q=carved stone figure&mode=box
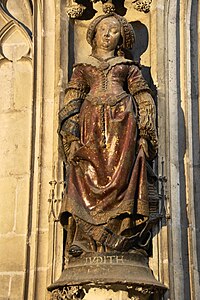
[58,13,158,258]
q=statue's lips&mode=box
[101,39,112,48]
[102,38,111,43]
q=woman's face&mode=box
[94,17,121,52]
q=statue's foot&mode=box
[69,245,83,257]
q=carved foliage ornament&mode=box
[66,0,153,18]
[50,285,155,300]
[50,286,85,300]
[66,3,86,19]
[132,0,152,13]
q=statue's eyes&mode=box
[98,26,119,34]
[99,26,106,31]
[110,28,118,34]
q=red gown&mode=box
[59,56,155,250]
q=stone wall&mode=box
[0,1,33,298]
[0,1,199,299]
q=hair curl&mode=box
[86,13,135,50]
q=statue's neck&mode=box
[92,49,115,61]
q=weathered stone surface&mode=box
[0,275,10,299]
[0,111,31,177]
[49,252,165,292]
[6,0,33,31]
[0,60,32,111]
[35,269,50,300]
[0,175,30,234]
[0,2,33,300]
[12,61,33,110]
[10,274,24,300]
[0,235,26,272]
[0,61,14,111]
[0,177,17,233]
[15,175,30,234]
[36,230,49,268]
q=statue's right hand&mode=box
[67,140,80,163]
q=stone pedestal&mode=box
[48,251,166,299]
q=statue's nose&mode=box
[103,30,110,37]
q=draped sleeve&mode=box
[128,65,158,158]
[59,64,89,159]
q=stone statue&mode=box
[58,13,158,259]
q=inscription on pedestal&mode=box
[84,255,124,265]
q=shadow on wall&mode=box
[129,21,157,101]
[127,21,158,169]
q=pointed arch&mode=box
[0,20,31,61]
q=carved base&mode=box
[50,286,155,300]
[48,250,166,299]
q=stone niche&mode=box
[2,0,199,299]
[47,0,167,299]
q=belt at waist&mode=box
[85,91,128,106]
